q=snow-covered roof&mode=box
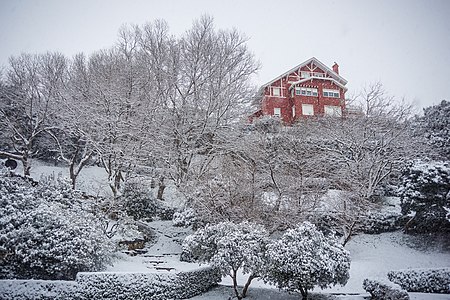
[261,57,348,88]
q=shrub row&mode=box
[0,267,220,300]
[388,268,450,294]
[363,278,409,300]
[0,280,79,300]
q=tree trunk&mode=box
[341,220,357,247]
[69,161,76,189]
[300,287,308,300]
[157,176,166,200]
[242,274,256,298]
[231,270,242,300]
[22,157,31,176]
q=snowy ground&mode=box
[8,161,450,299]
[191,231,450,299]
[188,285,450,300]
[14,160,111,196]
[107,220,196,274]
[106,220,450,300]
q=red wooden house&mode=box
[252,57,348,124]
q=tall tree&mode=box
[0,53,67,176]
[159,16,259,186]
[412,100,450,160]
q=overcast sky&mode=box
[1,0,449,111]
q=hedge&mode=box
[0,267,221,300]
[363,278,409,300]
[388,268,450,294]
[0,279,79,300]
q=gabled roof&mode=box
[261,57,348,88]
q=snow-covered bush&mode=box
[399,160,450,233]
[0,169,114,280]
[121,178,175,221]
[76,268,221,300]
[0,279,79,300]
[413,100,450,160]
[252,115,282,133]
[172,208,203,229]
[121,178,160,220]
[264,222,350,300]
[182,221,269,299]
[363,278,409,300]
[387,268,450,294]
[360,209,405,234]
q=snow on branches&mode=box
[0,168,114,280]
[263,222,350,300]
[182,221,269,299]
[399,160,450,233]
[182,221,351,300]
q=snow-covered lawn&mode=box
[105,220,450,299]
[6,161,450,299]
[188,285,450,300]
[325,232,450,294]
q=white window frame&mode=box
[302,104,314,116]
[272,87,281,97]
[296,87,318,97]
[273,107,281,117]
[324,105,342,117]
[323,89,340,98]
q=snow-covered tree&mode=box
[0,53,67,176]
[413,100,450,160]
[264,222,350,300]
[154,16,259,187]
[0,168,115,280]
[399,160,450,233]
[182,222,269,299]
[311,83,419,202]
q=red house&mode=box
[253,57,348,124]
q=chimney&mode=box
[332,62,339,74]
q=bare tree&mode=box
[311,83,419,202]
[159,15,259,186]
[0,53,67,176]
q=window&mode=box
[292,106,296,117]
[274,107,281,117]
[302,104,314,116]
[295,87,318,97]
[301,71,324,78]
[324,105,342,117]
[323,89,340,98]
[272,87,281,96]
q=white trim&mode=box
[302,104,314,116]
[323,89,340,98]
[295,87,318,96]
[273,107,281,117]
[289,77,348,92]
[271,86,281,97]
[261,57,347,88]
